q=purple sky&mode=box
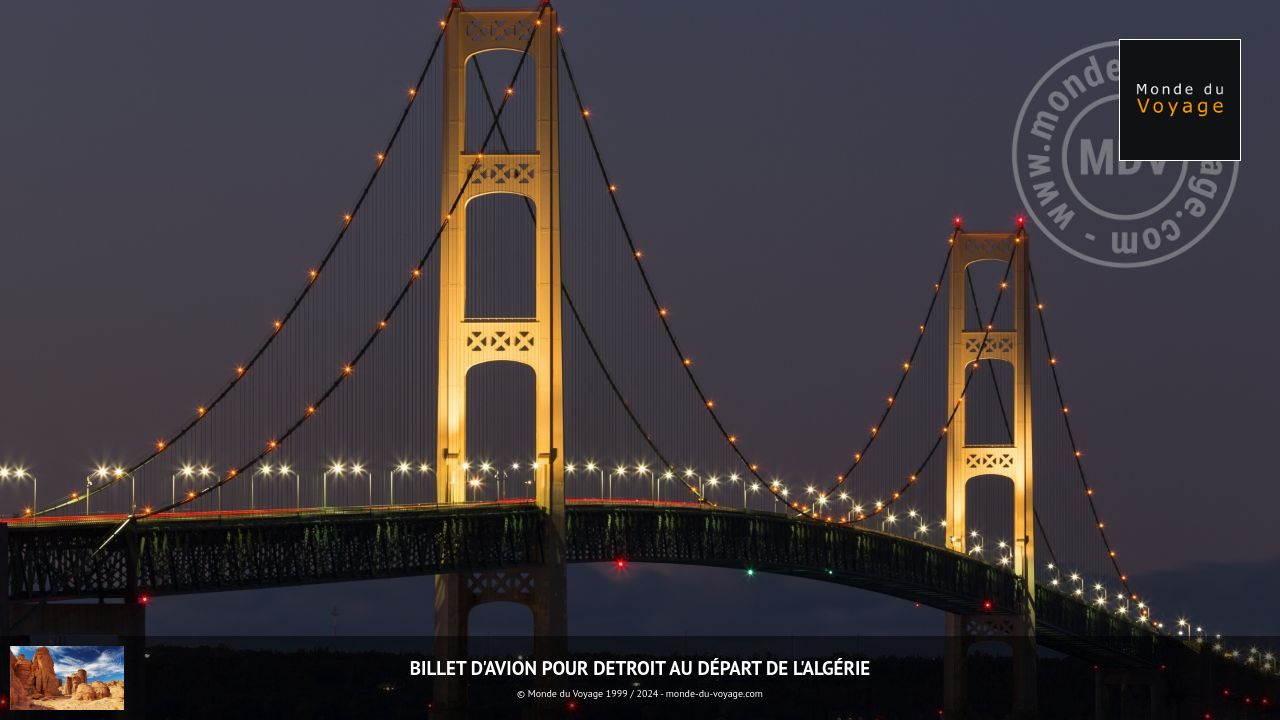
[2,1,1277,637]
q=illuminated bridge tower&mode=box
[434,7,567,717]
[943,229,1037,719]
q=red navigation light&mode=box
[566,699,579,712]
[981,599,993,612]
[614,557,627,570]
[953,216,963,228]
[138,594,150,606]
[1016,215,1026,227]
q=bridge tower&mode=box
[433,7,567,718]
[942,229,1037,719]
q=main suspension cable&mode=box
[832,228,1024,522]
[964,266,1061,573]
[34,5,458,517]
[92,3,551,553]
[469,52,699,501]
[1026,258,1134,601]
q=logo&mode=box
[1012,41,1238,268]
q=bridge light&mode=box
[397,462,411,473]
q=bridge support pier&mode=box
[433,566,567,719]
[1093,667,1169,719]
[943,611,1037,720]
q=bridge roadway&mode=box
[5,500,1162,666]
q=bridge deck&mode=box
[5,502,1159,667]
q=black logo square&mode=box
[1119,39,1240,161]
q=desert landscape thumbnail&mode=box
[8,645,124,711]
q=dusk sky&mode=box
[2,1,1277,639]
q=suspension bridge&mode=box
[2,4,1274,718]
